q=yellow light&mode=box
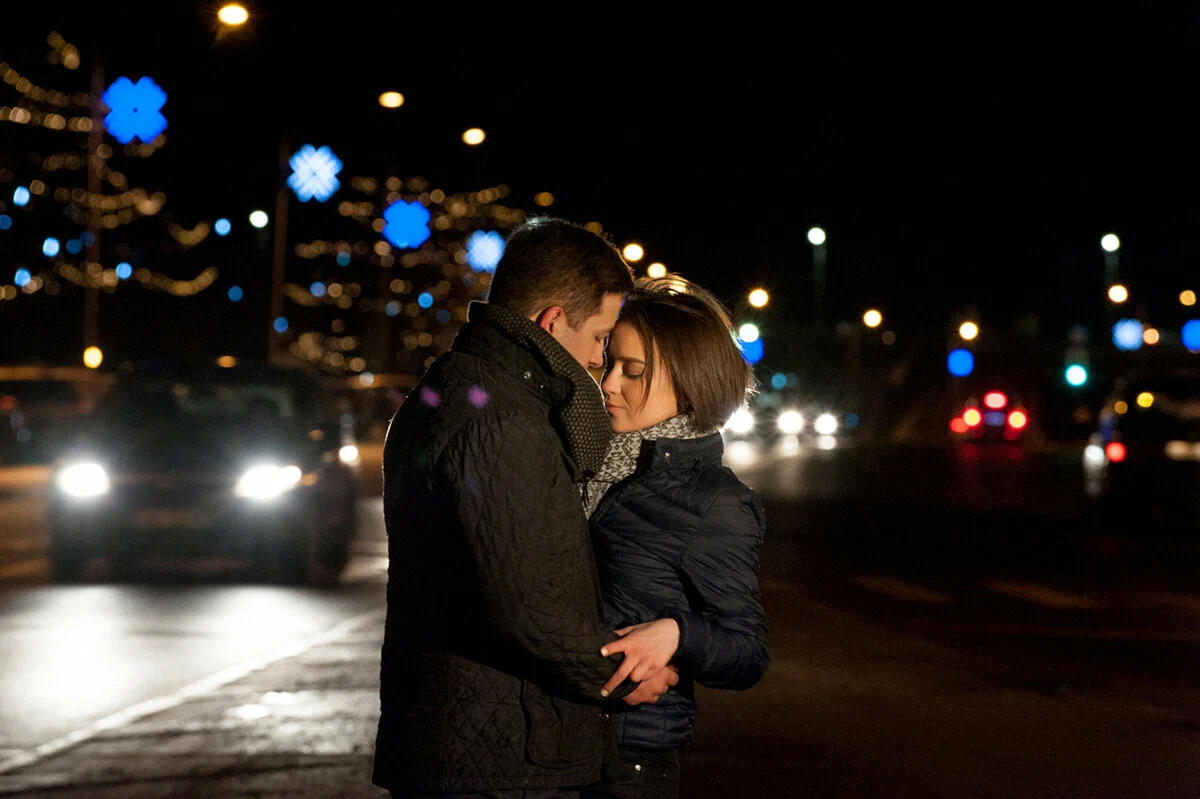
[1114,401,1128,415]
[622,243,645,262]
[83,347,103,369]
[647,263,667,279]
[217,4,249,25]
[1181,290,1197,307]
[217,355,238,368]
[1108,284,1129,304]
[534,192,555,207]
[959,321,979,341]
[863,309,883,328]
[748,289,770,308]
[462,128,486,146]
[1136,392,1154,409]
[1143,328,1160,345]
[378,91,405,109]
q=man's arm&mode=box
[441,410,632,702]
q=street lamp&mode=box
[83,346,103,369]
[1101,233,1120,285]
[807,227,827,246]
[1108,284,1129,304]
[1100,233,1120,253]
[748,288,770,308]
[958,321,979,341]
[462,128,486,146]
[807,227,828,330]
[622,243,645,262]
[378,91,405,109]
[863,309,882,328]
[249,210,269,228]
[217,4,249,25]
[737,323,760,343]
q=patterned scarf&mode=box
[582,413,709,518]
[468,301,613,477]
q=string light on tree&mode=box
[647,263,667,279]
[378,92,405,109]
[622,243,644,262]
[462,128,486,146]
[748,288,769,308]
[217,4,249,25]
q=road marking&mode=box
[0,604,387,776]
[849,575,953,605]
[0,557,46,580]
[1119,591,1200,615]
[985,580,1100,610]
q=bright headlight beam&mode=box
[814,413,839,436]
[777,410,805,435]
[234,464,303,501]
[56,462,111,498]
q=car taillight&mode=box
[1105,442,1126,463]
[1007,411,1027,429]
[963,409,982,427]
[984,392,1008,409]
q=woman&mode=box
[582,277,769,798]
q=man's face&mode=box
[548,293,623,371]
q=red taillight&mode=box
[963,408,982,427]
[0,395,16,412]
[950,418,969,434]
[1105,442,1126,463]
[1007,410,1027,429]
[984,392,1008,410]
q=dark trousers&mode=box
[580,745,680,799]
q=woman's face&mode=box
[601,322,679,433]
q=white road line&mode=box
[985,580,1100,610]
[0,604,387,776]
[0,558,46,580]
[849,575,954,605]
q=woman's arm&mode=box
[667,486,769,690]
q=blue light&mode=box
[436,309,451,325]
[310,281,326,298]
[66,239,82,254]
[1183,319,1200,351]
[287,144,342,202]
[115,262,133,280]
[740,336,764,365]
[228,285,243,302]
[1112,319,1144,351]
[382,200,431,249]
[417,292,434,309]
[1065,364,1088,387]
[101,77,167,144]
[0,215,11,230]
[336,251,351,266]
[14,269,31,287]
[844,412,860,429]
[80,232,94,246]
[466,230,505,273]
[273,317,288,333]
[948,349,974,377]
[13,187,30,206]
[42,237,60,257]
[214,218,231,236]
[770,373,787,390]
[385,301,401,317]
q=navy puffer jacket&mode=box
[588,432,769,751]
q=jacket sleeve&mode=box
[440,410,631,702]
[666,485,769,690]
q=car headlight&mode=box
[234,464,303,501]
[777,410,805,435]
[814,413,839,436]
[724,408,755,435]
[56,462,111,498]
[338,444,360,466]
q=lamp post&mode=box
[808,227,827,333]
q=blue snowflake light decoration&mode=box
[287,145,342,202]
[14,269,31,287]
[417,292,434,309]
[1182,319,1200,351]
[42,237,60,257]
[115,262,133,280]
[382,200,431,249]
[466,230,505,273]
[102,77,168,144]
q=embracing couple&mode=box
[372,218,769,799]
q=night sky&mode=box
[3,5,1199,367]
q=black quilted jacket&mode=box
[590,433,769,751]
[372,304,631,794]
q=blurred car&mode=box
[1083,369,1200,530]
[950,390,1030,443]
[47,365,360,584]
[722,393,856,446]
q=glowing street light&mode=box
[807,227,827,246]
[378,92,405,109]
[737,323,760,343]
[1101,233,1120,253]
[748,288,770,308]
[462,128,486,146]
[1108,284,1129,304]
[1181,290,1196,307]
[959,321,979,341]
[622,243,645,262]
[217,4,249,25]
[863,309,882,328]
[249,210,269,229]
[83,346,103,369]
[646,263,667,279]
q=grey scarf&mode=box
[582,413,709,518]
[468,301,613,477]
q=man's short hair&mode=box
[616,277,757,431]
[487,218,635,326]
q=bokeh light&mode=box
[963,408,982,427]
[336,251,351,266]
[310,281,326,298]
[770,373,787,390]
[1101,233,1120,252]
[947,349,974,377]
[65,239,82,254]
[0,215,11,230]
[1181,290,1197,307]
[807,227,827,246]
[227,285,243,302]
[466,230,505,273]
[1143,327,1159,345]
[1114,401,1128,415]
[1136,392,1154,409]
[462,128,486,146]
[622,243,644,262]
[273,317,288,333]
[1065,364,1088,386]
[378,92,405,109]
[214,218,231,236]
[217,356,238,368]
[1107,284,1129,304]
[959,321,979,341]
[740,337,764,364]
[14,269,31,287]
[1112,318,1143,351]
[1008,411,1028,429]
[647,263,667,279]
[115,262,132,280]
[217,4,249,25]
[386,301,401,317]
[417,292,434,309]
[42,237,60,257]
[863,309,882,328]
[738,323,760,343]
[534,192,555,207]
[748,288,770,308]
[83,347,103,369]
[13,187,30,206]
[1182,319,1200,350]
[249,210,269,228]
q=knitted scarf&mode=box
[582,413,709,518]
[469,301,613,477]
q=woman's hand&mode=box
[621,665,679,705]
[599,618,680,697]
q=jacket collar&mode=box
[643,432,726,473]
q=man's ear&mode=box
[534,306,565,335]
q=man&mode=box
[373,218,677,798]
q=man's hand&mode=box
[621,665,679,706]
[599,618,680,697]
